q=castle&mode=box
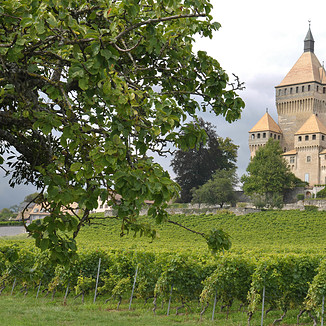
[249,26,326,185]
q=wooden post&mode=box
[322,295,325,326]
[212,290,218,321]
[36,281,41,298]
[167,285,173,316]
[64,283,70,302]
[93,258,101,303]
[129,265,139,310]
[261,286,266,326]
[11,278,16,295]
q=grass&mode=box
[0,290,314,326]
[75,210,326,255]
[3,210,326,255]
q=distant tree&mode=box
[241,139,302,208]
[24,192,40,203]
[0,208,14,221]
[9,204,19,214]
[171,119,238,202]
[191,169,237,208]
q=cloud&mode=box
[0,171,36,209]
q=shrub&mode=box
[297,194,304,201]
[316,187,326,198]
[304,205,318,212]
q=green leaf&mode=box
[40,238,50,251]
[71,162,82,172]
[78,78,88,90]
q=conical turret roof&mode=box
[249,112,282,133]
[295,114,326,135]
[277,52,326,86]
[304,26,314,53]
[278,27,326,86]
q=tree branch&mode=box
[115,13,206,41]
[167,219,205,238]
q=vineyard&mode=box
[1,210,326,325]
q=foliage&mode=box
[304,205,318,212]
[247,255,319,323]
[191,169,237,207]
[297,193,305,201]
[0,208,15,221]
[241,139,302,208]
[201,256,254,308]
[154,254,205,304]
[171,119,238,202]
[23,192,41,203]
[305,259,326,313]
[316,187,326,198]
[0,0,244,264]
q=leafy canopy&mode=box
[171,118,238,202]
[241,139,302,205]
[0,0,244,263]
[191,169,237,208]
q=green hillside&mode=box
[76,210,326,255]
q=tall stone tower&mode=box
[249,26,326,185]
[275,26,326,152]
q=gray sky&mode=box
[1,0,326,209]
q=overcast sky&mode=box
[1,0,326,209]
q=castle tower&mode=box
[275,26,326,152]
[248,111,282,158]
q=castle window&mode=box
[305,173,309,182]
[274,134,276,139]
[290,87,293,94]
[251,134,255,139]
[290,157,295,163]
[323,135,325,141]
[263,132,266,138]
[279,89,281,96]
[323,87,326,94]
[298,136,302,141]
[257,133,260,139]
[317,86,319,92]
[278,135,280,140]
[308,85,311,91]
[270,133,273,138]
[305,135,309,141]
[302,86,305,92]
[284,147,286,152]
[284,88,287,95]
[307,156,311,163]
[312,134,316,140]
[296,87,299,93]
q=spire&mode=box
[304,21,314,53]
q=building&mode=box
[15,202,80,224]
[249,26,326,185]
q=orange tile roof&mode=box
[281,149,297,156]
[319,149,326,155]
[277,52,326,86]
[295,114,326,135]
[249,112,282,133]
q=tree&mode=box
[0,0,244,263]
[241,139,302,208]
[171,118,238,202]
[24,192,41,203]
[0,208,14,221]
[191,169,237,208]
